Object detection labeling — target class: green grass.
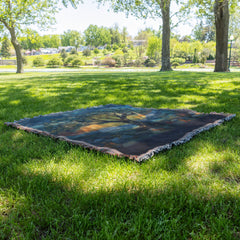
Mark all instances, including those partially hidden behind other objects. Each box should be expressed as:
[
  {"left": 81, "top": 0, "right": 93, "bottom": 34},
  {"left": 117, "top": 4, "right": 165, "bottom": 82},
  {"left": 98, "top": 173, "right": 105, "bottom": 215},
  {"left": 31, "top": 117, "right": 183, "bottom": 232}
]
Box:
[{"left": 0, "top": 71, "right": 239, "bottom": 239}]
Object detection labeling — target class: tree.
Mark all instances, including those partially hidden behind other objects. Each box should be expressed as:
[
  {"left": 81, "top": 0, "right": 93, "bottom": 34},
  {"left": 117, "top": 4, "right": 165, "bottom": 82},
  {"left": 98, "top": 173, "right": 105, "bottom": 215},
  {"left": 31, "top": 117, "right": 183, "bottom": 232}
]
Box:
[
  {"left": 96, "top": 0, "right": 177, "bottom": 71},
  {"left": 146, "top": 36, "right": 162, "bottom": 63},
  {"left": 193, "top": 21, "right": 215, "bottom": 42},
  {"left": 109, "top": 24, "right": 121, "bottom": 45},
  {"left": 159, "top": 0, "right": 172, "bottom": 71},
  {"left": 188, "top": 0, "right": 239, "bottom": 72},
  {"left": 121, "top": 27, "right": 129, "bottom": 44},
  {"left": 60, "top": 49, "right": 68, "bottom": 60},
  {"left": 1, "top": 36, "right": 11, "bottom": 59},
  {"left": 134, "top": 28, "right": 154, "bottom": 44},
  {"left": 84, "top": 25, "right": 111, "bottom": 47},
  {"left": 214, "top": 0, "right": 229, "bottom": 71},
  {"left": 0, "top": 0, "right": 60, "bottom": 73},
  {"left": 229, "top": 5, "right": 240, "bottom": 40},
  {"left": 20, "top": 29, "right": 42, "bottom": 51},
  {"left": 40, "top": 34, "right": 61, "bottom": 48},
  {"left": 61, "top": 30, "right": 83, "bottom": 49},
  {"left": 0, "top": 0, "right": 82, "bottom": 73}
]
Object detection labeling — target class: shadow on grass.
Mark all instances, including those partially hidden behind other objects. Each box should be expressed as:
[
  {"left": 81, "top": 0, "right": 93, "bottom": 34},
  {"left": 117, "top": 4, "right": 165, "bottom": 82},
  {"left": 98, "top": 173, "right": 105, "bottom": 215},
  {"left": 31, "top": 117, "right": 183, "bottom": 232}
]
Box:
[
  {"left": 1, "top": 141, "right": 240, "bottom": 239},
  {"left": 1, "top": 71, "right": 239, "bottom": 169},
  {"left": 1, "top": 72, "right": 238, "bottom": 117},
  {"left": 0, "top": 71, "right": 240, "bottom": 239}
]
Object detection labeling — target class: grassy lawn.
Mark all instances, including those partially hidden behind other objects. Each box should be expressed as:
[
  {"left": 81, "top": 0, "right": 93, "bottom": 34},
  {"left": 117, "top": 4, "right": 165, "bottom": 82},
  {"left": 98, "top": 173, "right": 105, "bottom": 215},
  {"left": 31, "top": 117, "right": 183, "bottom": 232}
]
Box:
[{"left": 0, "top": 71, "right": 239, "bottom": 239}]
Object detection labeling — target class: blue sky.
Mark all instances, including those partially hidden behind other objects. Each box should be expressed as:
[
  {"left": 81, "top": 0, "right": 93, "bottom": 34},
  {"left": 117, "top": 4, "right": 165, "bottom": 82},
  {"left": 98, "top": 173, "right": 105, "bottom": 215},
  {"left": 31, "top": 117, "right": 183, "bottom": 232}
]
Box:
[{"left": 40, "top": 1, "right": 195, "bottom": 37}]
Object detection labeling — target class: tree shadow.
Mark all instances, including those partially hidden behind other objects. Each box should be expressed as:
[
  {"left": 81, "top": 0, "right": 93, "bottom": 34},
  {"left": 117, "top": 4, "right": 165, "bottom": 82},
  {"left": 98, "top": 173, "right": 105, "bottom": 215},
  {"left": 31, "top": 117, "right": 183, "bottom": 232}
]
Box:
[
  {"left": 1, "top": 148, "right": 240, "bottom": 239},
  {"left": 1, "top": 71, "right": 239, "bottom": 168},
  {"left": 0, "top": 71, "right": 240, "bottom": 239}
]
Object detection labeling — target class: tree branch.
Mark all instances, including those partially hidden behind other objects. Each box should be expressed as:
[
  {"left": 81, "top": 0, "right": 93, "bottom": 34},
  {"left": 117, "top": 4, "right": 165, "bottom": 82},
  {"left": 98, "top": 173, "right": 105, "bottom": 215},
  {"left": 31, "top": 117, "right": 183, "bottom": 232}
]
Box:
[{"left": 0, "top": 18, "right": 11, "bottom": 30}]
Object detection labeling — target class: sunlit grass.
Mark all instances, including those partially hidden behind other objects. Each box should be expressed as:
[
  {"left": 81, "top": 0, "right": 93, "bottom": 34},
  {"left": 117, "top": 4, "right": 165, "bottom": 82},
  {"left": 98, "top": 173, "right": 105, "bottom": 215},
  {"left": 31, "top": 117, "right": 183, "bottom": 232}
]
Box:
[{"left": 0, "top": 71, "right": 239, "bottom": 239}]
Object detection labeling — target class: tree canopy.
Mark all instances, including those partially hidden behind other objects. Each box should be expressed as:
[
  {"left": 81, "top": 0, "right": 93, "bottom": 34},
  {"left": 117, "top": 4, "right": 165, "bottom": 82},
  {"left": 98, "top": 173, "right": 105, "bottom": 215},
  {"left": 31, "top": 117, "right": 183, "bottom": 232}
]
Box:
[
  {"left": 0, "top": 0, "right": 59, "bottom": 30},
  {"left": 0, "top": 36, "right": 11, "bottom": 59},
  {"left": 96, "top": 0, "right": 184, "bottom": 71},
  {"left": 0, "top": 0, "right": 83, "bottom": 73},
  {"left": 84, "top": 25, "right": 111, "bottom": 47},
  {"left": 61, "top": 30, "right": 83, "bottom": 49}
]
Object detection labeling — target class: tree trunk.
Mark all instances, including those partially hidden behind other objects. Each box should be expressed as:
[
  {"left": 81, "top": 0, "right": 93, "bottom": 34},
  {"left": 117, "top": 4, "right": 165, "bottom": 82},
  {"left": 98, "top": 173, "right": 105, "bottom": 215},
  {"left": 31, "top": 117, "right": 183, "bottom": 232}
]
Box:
[
  {"left": 214, "top": 0, "right": 229, "bottom": 72},
  {"left": 9, "top": 27, "right": 24, "bottom": 73},
  {"left": 160, "top": 0, "right": 172, "bottom": 71}
]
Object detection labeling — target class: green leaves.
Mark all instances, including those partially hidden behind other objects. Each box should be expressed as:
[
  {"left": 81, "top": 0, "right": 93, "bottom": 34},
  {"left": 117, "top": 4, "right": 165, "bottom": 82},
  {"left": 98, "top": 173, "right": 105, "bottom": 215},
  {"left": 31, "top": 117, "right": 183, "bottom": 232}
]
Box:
[
  {"left": 0, "top": 36, "right": 11, "bottom": 58},
  {"left": 62, "top": 0, "right": 83, "bottom": 8},
  {"left": 61, "top": 30, "right": 83, "bottom": 48},
  {"left": 84, "top": 25, "right": 111, "bottom": 47},
  {"left": 0, "top": 0, "right": 60, "bottom": 31}
]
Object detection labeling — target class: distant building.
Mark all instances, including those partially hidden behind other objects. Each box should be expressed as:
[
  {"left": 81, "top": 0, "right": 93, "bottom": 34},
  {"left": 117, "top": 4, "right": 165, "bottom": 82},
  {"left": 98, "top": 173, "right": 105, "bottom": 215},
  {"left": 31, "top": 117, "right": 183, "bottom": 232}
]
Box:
[
  {"left": 132, "top": 40, "right": 147, "bottom": 47},
  {"left": 58, "top": 46, "right": 75, "bottom": 53},
  {"left": 39, "top": 48, "right": 58, "bottom": 54},
  {"left": 24, "top": 50, "right": 41, "bottom": 55},
  {"left": 78, "top": 45, "right": 89, "bottom": 52}
]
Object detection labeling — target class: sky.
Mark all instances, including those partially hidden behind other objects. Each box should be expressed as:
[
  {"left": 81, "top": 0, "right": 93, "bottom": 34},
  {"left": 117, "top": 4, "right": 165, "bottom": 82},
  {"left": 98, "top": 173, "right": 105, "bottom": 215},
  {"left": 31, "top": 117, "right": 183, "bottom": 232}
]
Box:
[{"left": 40, "top": 1, "right": 195, "bottom": 37}]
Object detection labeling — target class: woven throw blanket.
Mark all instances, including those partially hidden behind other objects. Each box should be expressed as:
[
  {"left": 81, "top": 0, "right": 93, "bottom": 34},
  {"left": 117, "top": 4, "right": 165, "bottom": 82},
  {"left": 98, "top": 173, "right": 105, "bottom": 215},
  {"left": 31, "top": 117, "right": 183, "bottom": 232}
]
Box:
[{"left": 5, "top": 104, "right": 235, "bottom": 162}]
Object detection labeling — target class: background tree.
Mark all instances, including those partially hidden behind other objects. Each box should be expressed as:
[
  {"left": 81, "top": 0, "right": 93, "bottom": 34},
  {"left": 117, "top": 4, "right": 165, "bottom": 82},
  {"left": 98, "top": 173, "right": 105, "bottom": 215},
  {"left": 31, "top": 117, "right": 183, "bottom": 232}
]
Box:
[
  {"left": 214, "top": 0, "right": 229, "bottom": 72},
  {"left": 84, "top": 25, "right": 111, "bottom": 47},
  {"left": 134, "top": 28, "right": 154, "bottom": 45},
  {"left": 109, "top": 24, "right": 121, "bottom": 46},
  {"left": 180, "top": 35, "right": 192, "bottom": 42},
  {"left": 188, "top": 0, "right": 239, "bottom": 72},
  {"left": 0, "top": 0, "right": 61, "bottom": 73},
  {"left": 121, "top": 27, "right": 129, "bottom": 45},
  {"left": 96, "top": 0, "right": 182, "bottom": 71},
  {"left": 0, "top": 0, "right": 82, "bottom": 73},
  {"left": 146, "top": 36, "right": 162, "bottom": 63},
  {"left": 40, "top": 34, "right": 61, "bottom": 48},
  {"left": 21, "top": 29, "right": 42, "bottom": 51},
  {"left": 229, "top": 5, "right": 240, "bottom": 40},
  {"left": 60, "top": 49, "right": 68, "bottom": 60},
  {"left": 193, "top": 20, "right": 215, "bottom": 42},
  {"left": 1, "top": 36, "right": 11, "bottom": 59},
  {"left": 61, "top": 30, "right": 83, "bottom": 49}
]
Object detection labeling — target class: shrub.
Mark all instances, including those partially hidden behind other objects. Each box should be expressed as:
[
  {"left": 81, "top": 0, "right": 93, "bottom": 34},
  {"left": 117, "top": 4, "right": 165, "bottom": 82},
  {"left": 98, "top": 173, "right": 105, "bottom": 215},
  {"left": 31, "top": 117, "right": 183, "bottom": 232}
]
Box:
[
  {"left": 71, "top": 57, "right": 83, "bottom": 67},
  {"left": 33, "top": 56, "right": 45, "bottom": 67},
  {"left": 64, "top": 56, "right": 83, "bottom": 67},
  {"left": 112, "top": 55, "right": 123, "bottom": 67},
  {"left": 64, "top": 56, "right": 75, "bottom": 66},
  {"left": 82, "top": 49, "right": 91, "bottom": 57},
  {"left": 106, "top": 45, "right": 112, "bottom": 51},
  {"left": 94, "top": 48, "right": 99, "bottom": 54},
  {"left": 47, "top": 57, "right": 62, "bottom": 68},
  {"left": 200, "top": 56, "right": 207, "bottom": 64},
  {"left": 94, "top": 58, "right": 101, "bottom": 66},
  {"left": 170, "top": 58, "right": 185, "bottom": 65},
  {"left": 60, "top": 49, "right": 68, "bottom": 60},
  {"left": 122, "top": 47, "right": 128, "bottom": 53},
  {"left": 70, "top": 48, "right": 78, "bottom": 55},
  {"left": 147, "top": 36, "right": 161, "bottom": 62},
  {"left": 123, "top": 53, "right": 130, "bottom": 67},
  {"left": 103, "top": 49, "right": 108, "bottom": 55},
  {"left": 193, "top": 49, "right": 199, "bottom": 63},
  {"left": 171, "top": 62, "right": 180, "bottom": 68},
  {"left": 22, "top": 56, "right": 28, "bottom": 65},
  {"left": 114, "top": 49, "right": 124, "bottom": 55},
  {"left": 208, "top": 54, "right": 215, "bottom": 60},
  {"left": 102, "top": 57, "right": 116, "bottom": 67},
  {"left": 144, "top": 58, "right": 156, "bottom": 67},
  {"left": 112, "top": 44, "right": 119, "bottom": 51},
  {"left": 129, "top": 43, "right": 134, "bottom": 50},
  {"left": 133, "top": 58, "right": 143, "bottom": 67},
  {"left": 173, "top": 50, "right": 187, "bottom": 59}
]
